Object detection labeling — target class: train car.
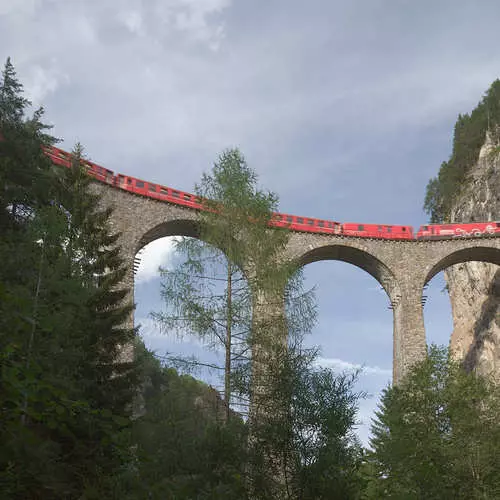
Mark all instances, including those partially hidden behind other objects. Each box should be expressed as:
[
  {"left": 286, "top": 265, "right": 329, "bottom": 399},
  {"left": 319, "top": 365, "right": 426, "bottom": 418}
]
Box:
[
  {"left": 342, "top": 223, "right": 414, "bottom": 239},
  {"left": 39, "top": 144, "right": 500, "bottom": 243},
  {"left": 45, "top": 146, "right": 115, "bottom": 184},
  {"left": 85, "top": 159, "right": 114, "bottom": 184},
  {"left": 416, "top": 222, "right": 500, "bottom": 239},
  {"left": 271, "top": 213, "right": 342, "bottom": 234},
  {"left": 116, "top": 173, "right": 202, "bottom": 209},
  {"left": 44, "top": 146, "right": 71, "bottom": 168}
]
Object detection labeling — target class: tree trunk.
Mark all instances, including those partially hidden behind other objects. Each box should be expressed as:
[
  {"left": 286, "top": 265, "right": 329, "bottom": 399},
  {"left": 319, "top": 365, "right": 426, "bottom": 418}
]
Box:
[{"left": 225, "top": 260, "right": 232, "bottom": 422}]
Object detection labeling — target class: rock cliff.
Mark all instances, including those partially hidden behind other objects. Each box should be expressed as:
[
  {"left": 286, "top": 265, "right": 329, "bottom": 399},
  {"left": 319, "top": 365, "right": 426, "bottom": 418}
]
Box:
[{"left": 445, "top": 132, "right": 500, "bottom": 379}]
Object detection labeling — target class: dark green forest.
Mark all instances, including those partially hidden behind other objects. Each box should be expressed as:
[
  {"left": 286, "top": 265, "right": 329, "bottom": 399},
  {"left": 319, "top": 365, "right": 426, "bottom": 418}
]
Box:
[
  {"left": 2, "top": 58, "right": 500, "bottom": 499},
  {"left": 424, "top": 79, "right": 500, "bottom": 222}
]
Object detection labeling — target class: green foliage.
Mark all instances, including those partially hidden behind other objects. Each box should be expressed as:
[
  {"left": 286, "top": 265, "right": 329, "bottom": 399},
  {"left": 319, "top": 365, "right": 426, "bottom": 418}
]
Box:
[
  {"left": 0, "top": 58, "right": 140, "bottom": 498},
  {"left": 152, "top": 148, "right": 364, "bottom": 499},
  {"left": 0, "top": 58, "right": 57, "bottom": 229},
  {"left": 116, "top": 343, "right": 248, "bottom": 499},
  {"left": 0, "top": 61, "right": 364, "bottom": 498},
  {"left": 424, "top": 80, "right": 500, "bottom": 222},
  {"left": 367, "top": 345, "right": 500, "bottom": 499},
  {"left": 245, "top": 339, "right": 364, "bottom": 500},
  {"left": 153, "top": 148, "right": 297, "bottom": 420}
]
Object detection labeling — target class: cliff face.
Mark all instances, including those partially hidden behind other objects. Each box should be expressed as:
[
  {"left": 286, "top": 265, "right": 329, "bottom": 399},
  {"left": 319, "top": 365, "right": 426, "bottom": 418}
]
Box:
[{"left": 445, "top": 133, "right": 500, "bottom": 379}]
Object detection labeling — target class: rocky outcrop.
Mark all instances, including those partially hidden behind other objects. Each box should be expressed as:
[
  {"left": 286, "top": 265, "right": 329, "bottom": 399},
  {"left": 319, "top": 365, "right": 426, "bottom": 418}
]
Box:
[{"left": 445, "top": 133, "right": 500, "bottom": 379}]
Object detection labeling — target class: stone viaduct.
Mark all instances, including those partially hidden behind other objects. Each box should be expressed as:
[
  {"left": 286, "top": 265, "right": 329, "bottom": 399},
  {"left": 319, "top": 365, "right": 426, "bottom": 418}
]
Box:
[{"left": 94, "top": 183, "right": 500, "bottom": 383}]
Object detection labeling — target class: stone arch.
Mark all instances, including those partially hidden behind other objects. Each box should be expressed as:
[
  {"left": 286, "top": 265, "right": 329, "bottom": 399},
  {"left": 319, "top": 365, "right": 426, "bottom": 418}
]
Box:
[
  {"left": 135, "top": 217, "right": 246, "bottom": 272},
  {"left": 297, "top": 243, "right": 400, "bottom": 301},
  {"left": 423, "top": 246, "right": 500, "bottom": 287},
  {"left": 295, "top": 243, "right": 410, "bottom": 381},
  {"left": 421, "top": 244, "right": 500, "bottom": 377},
  {"left": 136, "top": 219, "right": 201, "bottom": 254}
]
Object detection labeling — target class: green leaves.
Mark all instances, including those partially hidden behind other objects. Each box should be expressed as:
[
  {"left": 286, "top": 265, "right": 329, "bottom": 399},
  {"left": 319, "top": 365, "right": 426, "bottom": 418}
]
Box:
[
  {"left": 367, "top": 345, "right": 500, "bottom": 499},
  {"left": 424, "top": 79, "right": 500, "bottom": 222},
  {"left": 0, "top": 58, "right": 140, "bottom": 498}
]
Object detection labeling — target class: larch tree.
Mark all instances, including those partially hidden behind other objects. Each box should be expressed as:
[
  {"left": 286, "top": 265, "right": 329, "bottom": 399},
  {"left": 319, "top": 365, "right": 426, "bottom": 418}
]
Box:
[
  {"left": 152, "top": 148, "right": 364, "bottom": 499},
  {"left": 152, "top": 148, "right": 289, "bottom": 422}
]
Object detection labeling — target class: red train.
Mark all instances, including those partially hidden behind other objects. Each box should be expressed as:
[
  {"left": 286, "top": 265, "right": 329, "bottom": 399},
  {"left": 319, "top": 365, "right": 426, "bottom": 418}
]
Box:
[
  {"left": 37, "top": 145, "right": 500, "bottom": 241},
  {"left": 416, "top": 222, "right": 500, "bottom": 239}
]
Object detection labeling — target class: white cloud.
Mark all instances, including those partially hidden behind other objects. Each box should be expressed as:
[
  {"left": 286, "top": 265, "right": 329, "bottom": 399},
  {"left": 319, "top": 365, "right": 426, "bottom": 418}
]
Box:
[
  {"left": 0, "top": 0, "right": 40, "bottom": 17},
  {"left": 316, "top": 356, "right": 392, "bottom": 377},
  {"left": 114, "top": 0, "right": 230, "bottom": 49},
  {"left": 24, "top": 62, "right": 69, "bottom": 105},
  {"left": 118, "top": 9, "right": 144, "bottom": 36},
  {"left": 135, "top": 237, "right": 181, "bottom": 284},
  {"left": 173, "top": 0, "right": 230, "bottom": 51}
]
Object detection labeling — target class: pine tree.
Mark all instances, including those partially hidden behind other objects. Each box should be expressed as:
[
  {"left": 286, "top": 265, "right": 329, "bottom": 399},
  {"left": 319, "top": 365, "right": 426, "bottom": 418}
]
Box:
[
  {"left": 0, "top": 57, "right": 57, "bottom": 226},
  {"left": 424, "top": 79, "right": 500, "bottom": 222},
  {"left": 0, "top": 60, "right": 140, "bottom": 496},
  {"left": 367, "top": 345, "right": 500, "bottom": 499},
  {"left": 55, "top": 144, "right": 139, "bottom": 413}
]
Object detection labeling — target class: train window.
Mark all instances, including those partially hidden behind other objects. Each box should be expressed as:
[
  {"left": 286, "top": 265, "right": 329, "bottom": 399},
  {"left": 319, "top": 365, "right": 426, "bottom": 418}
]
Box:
[
  {"left": 160, "top": 188, "right": 168, "bottom": 195},
  {"left": 423, "top": 226, "right": 428, "bottom": 231},
  {"left": 402, "top": 227, "right": 406, "bottom": 231},
  {"left": 118, "top": 176, "right": 125, "bottom": 185},
  {"left": 148, "top": 184, "right": 156, "bottom": 192},
  {"left": 297, "top": 217, "right": 304, "bottom": 224},
  {"left": 136, "top": 180, "right": 144, "bottom": 188},
  {"left": 172, "top": 191, "right": 180, "bottom": 197},
  {"left": 377, "top": 225, "right": 382, "bottom": 231},
  {"left": 127, "top": 178, "right": 132, "bottom": 184},
  {"left": 358, "top": 224, "right": 364, "bottom": 231},
  {"left": 183, "top": 194, "right": 191, "bottom": 200},
  {"left": 318, "top": 221, "right": 324, "bottom": 227},
  {"left": 286, "top": 216, "right": 293, "bottom": 223},
  {"left": 387, "top": 226, "right": 392, "bottom": 233},
  {"left": 307, "top": 219, "right": 314, "bottom": 225}
]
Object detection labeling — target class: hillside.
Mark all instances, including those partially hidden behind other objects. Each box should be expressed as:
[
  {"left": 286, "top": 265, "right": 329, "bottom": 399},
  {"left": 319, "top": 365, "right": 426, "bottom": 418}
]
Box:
[{"left": 424, "top": 82, "right": 500, "bottom": 379}]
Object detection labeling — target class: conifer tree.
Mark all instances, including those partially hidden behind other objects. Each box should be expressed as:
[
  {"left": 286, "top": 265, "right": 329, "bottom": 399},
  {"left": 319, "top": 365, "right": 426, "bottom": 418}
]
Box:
[
  {"left": 424, "top": 79, "right": 500, "bottom": 222},
  {"left": 367, "top": 345, "right": 500, "bottom": 499},
  {"left": 153, "top": 149, "right": 291, "bottom": 421},
  {"left": 0, "top": 58, "right": 140, "bottom": 497},
  {"left": 0, "top": 57, "right": 57, "bottom": 226},
  {"left": 152, "top": 149, "right": 364, "bottom": 498}
]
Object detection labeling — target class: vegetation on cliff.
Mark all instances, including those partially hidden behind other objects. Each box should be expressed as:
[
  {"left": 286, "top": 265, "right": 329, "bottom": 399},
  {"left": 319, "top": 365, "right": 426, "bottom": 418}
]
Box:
[{"left": 424, "top": 79, "right": 500, "bottom": 222}]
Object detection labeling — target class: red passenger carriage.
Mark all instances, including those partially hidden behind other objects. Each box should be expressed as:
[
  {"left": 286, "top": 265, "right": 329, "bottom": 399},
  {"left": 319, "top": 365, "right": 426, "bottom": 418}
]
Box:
[
  {"left": 34, "top": 144, "right": 500, "bottom": 243},
  {"left": 416, "top": 222, "right": 500, "bottom": 239},
  {"left": 342, "top": 223, "right": 413, "bottom": 239}
]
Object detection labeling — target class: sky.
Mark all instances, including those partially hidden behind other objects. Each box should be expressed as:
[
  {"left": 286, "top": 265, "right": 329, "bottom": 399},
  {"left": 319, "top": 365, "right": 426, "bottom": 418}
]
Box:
[{"left": 2, "top": 0, "right": 500, "bottom": 445}]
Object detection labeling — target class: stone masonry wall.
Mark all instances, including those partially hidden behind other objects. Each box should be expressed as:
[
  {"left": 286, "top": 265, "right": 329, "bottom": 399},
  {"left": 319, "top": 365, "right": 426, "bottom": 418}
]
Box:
[{"left": 90, "top": 176, "right": 500, "bottom": 383}]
